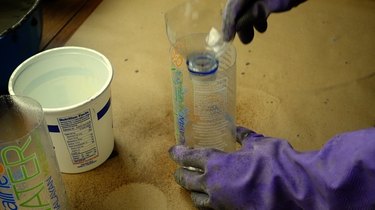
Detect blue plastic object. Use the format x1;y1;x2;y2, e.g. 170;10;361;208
0;0;42;94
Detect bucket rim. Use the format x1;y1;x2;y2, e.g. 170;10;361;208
8;46;114;114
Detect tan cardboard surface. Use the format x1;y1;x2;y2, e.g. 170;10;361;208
62;0;375;209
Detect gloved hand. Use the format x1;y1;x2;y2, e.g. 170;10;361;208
169;126;375;210
223;0;306;44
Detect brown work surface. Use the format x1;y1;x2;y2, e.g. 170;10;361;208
40;0;102;49
61;0;375;209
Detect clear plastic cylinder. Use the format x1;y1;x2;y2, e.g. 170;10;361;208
0;95;68;209
166;0;236;152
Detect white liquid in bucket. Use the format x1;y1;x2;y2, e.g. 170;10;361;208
21;67;106;109
10;50;111;110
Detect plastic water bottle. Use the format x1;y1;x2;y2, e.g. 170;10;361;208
166;0;236;152
169;34;236;152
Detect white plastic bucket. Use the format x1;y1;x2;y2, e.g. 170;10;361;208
8;46;114;173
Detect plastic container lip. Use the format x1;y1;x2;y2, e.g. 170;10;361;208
0;95;43;143
8;46;113;114
187;53;219;75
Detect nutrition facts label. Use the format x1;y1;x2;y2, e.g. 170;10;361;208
58;110;98;164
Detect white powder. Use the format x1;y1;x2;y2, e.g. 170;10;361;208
101;183;168;210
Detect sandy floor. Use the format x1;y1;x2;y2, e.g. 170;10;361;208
62;0;375;209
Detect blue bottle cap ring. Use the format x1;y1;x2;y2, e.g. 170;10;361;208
186;53;219;75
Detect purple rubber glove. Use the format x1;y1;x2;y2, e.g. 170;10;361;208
223;0;306;44
169;126;375;209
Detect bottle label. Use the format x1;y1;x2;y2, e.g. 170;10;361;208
0;134;61;209
171;67;187;144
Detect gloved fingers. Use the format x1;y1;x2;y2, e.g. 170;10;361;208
169;144;223;169
253;2;269;33
254;18;268;33
235;5;255;44
235;1;270;44
237;26;255;44
236;126;264;146
222;0;246;42
174;167;205;192
191;191;211;209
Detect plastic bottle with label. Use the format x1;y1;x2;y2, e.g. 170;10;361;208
0;95;69;209
165;0;236;152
